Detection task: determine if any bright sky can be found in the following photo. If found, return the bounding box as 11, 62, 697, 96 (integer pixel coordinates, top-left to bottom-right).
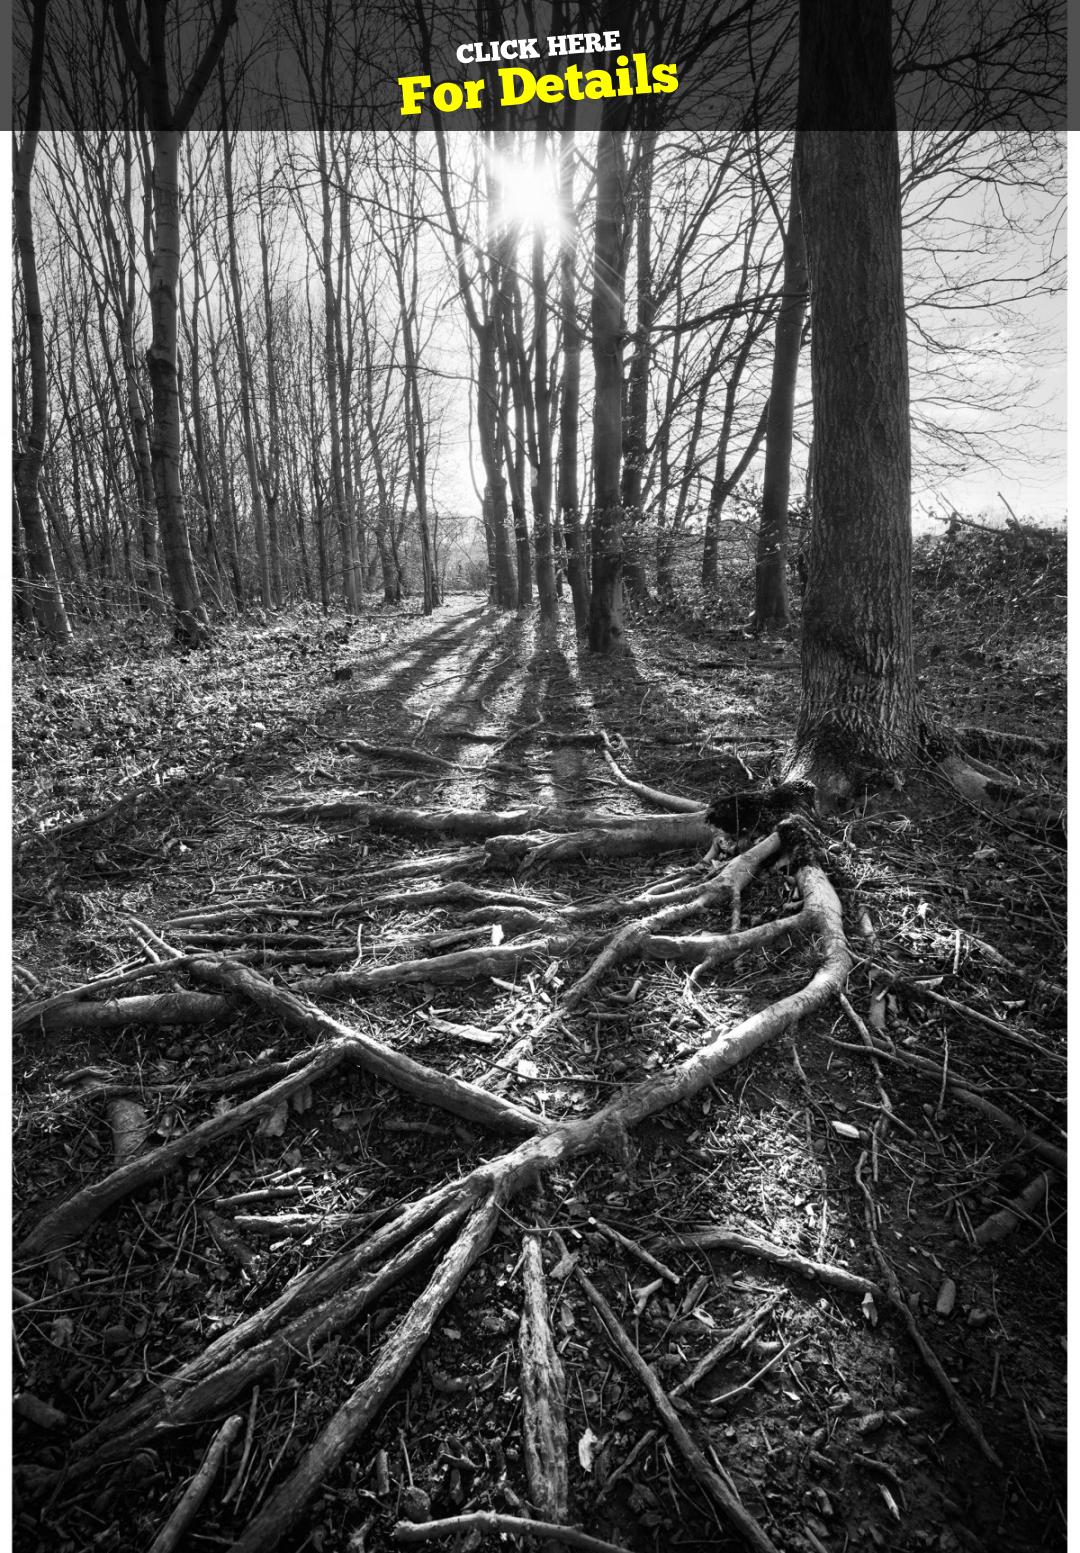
8, 129, 1068, 543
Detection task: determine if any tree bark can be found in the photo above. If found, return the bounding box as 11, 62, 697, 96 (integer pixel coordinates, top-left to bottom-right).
111, 0, 237, 643
316, 131, 362, 615
620, 131, 657, 604
221, 126, 272, 609
530, 130, 558, 623
12, 0, 72, 643
587, 125, 628, 653
792, 0, 917, 792
557, 128, 589, 636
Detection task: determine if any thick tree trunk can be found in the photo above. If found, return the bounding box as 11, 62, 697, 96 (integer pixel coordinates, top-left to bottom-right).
587, 125, 628, 653
753, 159, 807, 633
792, 0, 917, 792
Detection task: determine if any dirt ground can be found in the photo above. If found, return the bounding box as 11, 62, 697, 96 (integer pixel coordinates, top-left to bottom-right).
11, 534, 1066, 1553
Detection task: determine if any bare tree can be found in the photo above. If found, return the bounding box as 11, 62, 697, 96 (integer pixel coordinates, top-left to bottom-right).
111, 0, 237, 642
13, 0, 72, 642
791, 0, 916, 793
753, 151, 807, 632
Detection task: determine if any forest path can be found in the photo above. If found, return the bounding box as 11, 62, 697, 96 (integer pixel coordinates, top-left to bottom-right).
12, 587, 1066, 1553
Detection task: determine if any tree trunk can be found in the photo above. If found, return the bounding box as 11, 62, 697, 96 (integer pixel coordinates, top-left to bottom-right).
587, 125, 628, 653
557, 129, 588, 637
753, 158, 808, 633
14, 144, 73, 642
478, 328, 516, 609
222, 128, 272, 610
620, 131, 657, 605
12, 2, 72, 645
143, 128, 210, 641
503, 364, 534, 610
317, 132, 361, 615
792, 0, 917, 793
111, 0, 236, 641
530, 133, 557, 622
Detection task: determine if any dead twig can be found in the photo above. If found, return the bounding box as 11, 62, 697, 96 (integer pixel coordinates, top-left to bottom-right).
854, 1150, 1002, 1469
574, 1257, 782, 1553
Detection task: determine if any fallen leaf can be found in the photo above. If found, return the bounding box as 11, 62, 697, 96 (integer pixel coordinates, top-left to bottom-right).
577, 1426, 600, 1472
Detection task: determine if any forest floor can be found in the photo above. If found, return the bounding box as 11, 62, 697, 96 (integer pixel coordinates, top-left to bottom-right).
11, 526, 1066, 1553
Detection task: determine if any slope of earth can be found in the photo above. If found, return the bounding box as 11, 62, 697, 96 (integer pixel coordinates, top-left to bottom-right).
12, 535, 1065, 1553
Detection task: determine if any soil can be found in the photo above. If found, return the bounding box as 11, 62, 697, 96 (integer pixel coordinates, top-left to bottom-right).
12, 534, 1066, 1553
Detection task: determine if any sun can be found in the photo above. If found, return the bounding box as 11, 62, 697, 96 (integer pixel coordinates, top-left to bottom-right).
489, 147, 566, 236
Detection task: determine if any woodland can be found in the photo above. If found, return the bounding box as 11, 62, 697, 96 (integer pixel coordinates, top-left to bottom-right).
10, 1, 1067, 1552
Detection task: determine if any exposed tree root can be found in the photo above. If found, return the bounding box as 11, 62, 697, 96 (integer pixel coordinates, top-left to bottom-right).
519, 1236, 569, 1541
954, 724, 1065, 764
973, 1170, 1057, 1246
392, 1513, 632, 1553
226, 1200, 501, 1553
149, 1413, 244, 1553
13, 955, 231, 1035
19, 990, 230, 1034
265, 800, 702, 836
653, 1226, 880, 1299
22, 828, 852, 1552
21, 745, 1045, 1549
598, 730, 703, 813
18, 963, 542, 1261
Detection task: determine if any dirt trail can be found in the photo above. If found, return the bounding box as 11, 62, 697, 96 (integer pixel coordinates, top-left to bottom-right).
12, 592, 1066, 1553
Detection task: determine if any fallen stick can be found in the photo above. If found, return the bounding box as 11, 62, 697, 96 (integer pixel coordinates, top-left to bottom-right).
148, 1413, 243, 1553
704, 1337, 806, 1409
589, 1219, 680, 1284
671, 1292, 785, 1398
854, 1151, 1002, 1469
393, 1514, 632, 1553
825, 1036, 1067, 1173
575, 1263, 781, 1553
900, 981, 1063, 1064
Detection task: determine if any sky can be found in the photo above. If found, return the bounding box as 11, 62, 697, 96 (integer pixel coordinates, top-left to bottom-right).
424, 131, 1068, 529
7, 129, 1069, 543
